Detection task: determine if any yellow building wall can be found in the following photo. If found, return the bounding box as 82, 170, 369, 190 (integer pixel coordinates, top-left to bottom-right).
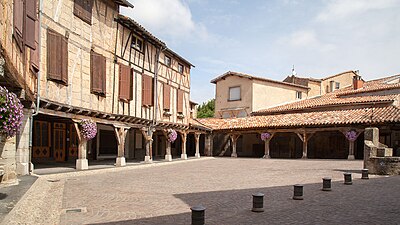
321, 72, 354, 94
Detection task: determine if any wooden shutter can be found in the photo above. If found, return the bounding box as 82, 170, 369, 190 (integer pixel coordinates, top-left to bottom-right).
25, 0, 37, 49
90, 51, 106, 95
13, 0, 23, 50
74, 0, 92, 24
177, 89, 183, 113
142, 75, 153, 106
47, 29, 61, 81
61, 36, 68, 84
30, 19, 40, 72
163, 83, 170, 110
119, 64, 131, 101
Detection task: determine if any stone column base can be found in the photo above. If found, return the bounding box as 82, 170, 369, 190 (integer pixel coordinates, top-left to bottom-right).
16, 162, 29, 175
181, 154, 188, 160
165, 154, 172, 161
231, 152, 237, 157
195, 153, 201, 158
301, 156, 308, 159
116, 157, 126, 167
76, 159, 89, 170
262, 155, 270, 159
347, 155, 355, 160
144, 156, 153, 163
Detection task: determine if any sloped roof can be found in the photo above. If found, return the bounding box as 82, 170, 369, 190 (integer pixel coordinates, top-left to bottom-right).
253, 75, 400, 115
112, 0, 134, 8
210, 71, 310, 90
197, 105, 400, 131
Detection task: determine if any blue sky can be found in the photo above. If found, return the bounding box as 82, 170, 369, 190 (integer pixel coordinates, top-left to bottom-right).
121, 0, 400, 104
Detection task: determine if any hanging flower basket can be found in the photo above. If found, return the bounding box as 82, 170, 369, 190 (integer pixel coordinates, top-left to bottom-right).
345, 130, 357, 142
167, 129, 177, 143
0, 86, 24, 138
260, 132, 271, 141
79, 119, 97, 140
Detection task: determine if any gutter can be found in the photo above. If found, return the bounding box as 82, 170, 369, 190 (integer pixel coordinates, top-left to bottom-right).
28, 0, 43, 174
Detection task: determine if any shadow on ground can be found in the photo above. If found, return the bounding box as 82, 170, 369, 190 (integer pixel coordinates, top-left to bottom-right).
90, 176, 400, 225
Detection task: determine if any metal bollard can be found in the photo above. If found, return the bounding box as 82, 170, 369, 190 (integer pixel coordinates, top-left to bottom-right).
252, 193, 264, 212
322, 177, 332, 191
361, 169, 369, 179
344, 173, 352, 185
293, 184, 303, 200
191, 205, 206, 225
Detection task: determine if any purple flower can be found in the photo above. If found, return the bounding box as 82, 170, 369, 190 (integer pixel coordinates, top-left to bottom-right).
345, 130, 357, 141
79, 119, 97, 140
260, 132, 271, 141
0, 86, 24, 138
167, 129, 177, 143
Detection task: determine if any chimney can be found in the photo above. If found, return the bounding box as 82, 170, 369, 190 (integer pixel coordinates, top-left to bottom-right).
353, 71, 364, 90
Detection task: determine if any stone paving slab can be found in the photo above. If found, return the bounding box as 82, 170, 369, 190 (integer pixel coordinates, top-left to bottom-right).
3, 158, 400, 224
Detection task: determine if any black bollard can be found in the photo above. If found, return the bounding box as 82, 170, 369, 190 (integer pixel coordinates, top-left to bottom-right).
344, 173, 352, 185
322, 177, 332, 191
191, 205, 206, 225
252, 193, 264, 212
293, 184, 303, 200
361, 169, 369, 179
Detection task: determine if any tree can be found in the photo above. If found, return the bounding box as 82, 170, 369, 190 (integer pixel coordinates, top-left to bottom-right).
197, 99, 215, 118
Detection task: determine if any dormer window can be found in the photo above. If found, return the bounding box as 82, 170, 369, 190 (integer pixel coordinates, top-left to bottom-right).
178, 63, 184, 73
165, 55, 171, 67
296, 91, 302, 99
131, 35, 143, 51
335, 82, 340, 89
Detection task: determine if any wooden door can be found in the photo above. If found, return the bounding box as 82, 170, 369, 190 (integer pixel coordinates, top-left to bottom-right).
53, 123, 66, 162
68, 124, 78, 158
33, 121, 51, 158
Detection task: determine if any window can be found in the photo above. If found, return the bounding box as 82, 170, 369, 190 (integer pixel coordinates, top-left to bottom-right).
119, 64, 132, 101
74, 0, 93, 24
13, 0, 38, 51
131, 35, 143, 51
296, 91, 302, 99
229, 86, 241, 101
177, 89, 184, 113
335, 82, 340, 90
165, 55, 171, 67
178, 63, 184, 73
163, 83, 171, 110
47, 29, 68, 84
90, 51, 106, 95
142, 75, 154, 106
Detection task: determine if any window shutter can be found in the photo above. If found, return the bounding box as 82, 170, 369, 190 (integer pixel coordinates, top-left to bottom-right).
61, 36, 68, 84
119, 64, 131, 101
74, 0, 92, 24
163, 83, 170, 110
47, 29, 61, 80
177, 89, 183, 113
25, 0, 37, 49
142, 75, 153, 106
30, 19, 40, 72
90, 51, 106, 95
13, 0, 23, 50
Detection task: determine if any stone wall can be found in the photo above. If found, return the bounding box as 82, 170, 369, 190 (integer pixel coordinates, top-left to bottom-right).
0, 136, 17, 183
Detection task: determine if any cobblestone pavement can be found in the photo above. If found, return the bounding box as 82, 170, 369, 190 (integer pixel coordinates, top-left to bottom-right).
3, 158, 400, 224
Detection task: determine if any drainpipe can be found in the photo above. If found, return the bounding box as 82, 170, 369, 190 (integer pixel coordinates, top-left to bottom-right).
28, 0, 43, 174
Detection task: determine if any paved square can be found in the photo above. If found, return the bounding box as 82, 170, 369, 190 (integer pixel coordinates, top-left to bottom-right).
3, 158, 400, 224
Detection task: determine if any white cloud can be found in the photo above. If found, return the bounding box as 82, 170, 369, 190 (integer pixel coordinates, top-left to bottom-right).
121, 0, 208, 41
316, 0, 398, 21
279, 30, 336, 52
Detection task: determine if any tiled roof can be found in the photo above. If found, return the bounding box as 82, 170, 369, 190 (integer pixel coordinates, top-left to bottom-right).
197, 105, 400, 131
189, 118, 213, 131
210, 71, 310, 89
253, 75, 400, 115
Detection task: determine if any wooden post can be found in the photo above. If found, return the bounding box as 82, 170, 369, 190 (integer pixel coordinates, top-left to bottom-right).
296, 131, 314, 159
194, 133, 201, 158
141, 127, 154, 163
73, 122, 88, 170
162, 129, 172, 161
114, 126, 129, 167
263, 132, 275, 159
180, 132, 188, 159
230, 134, 240, 157
204, 133, 213, 156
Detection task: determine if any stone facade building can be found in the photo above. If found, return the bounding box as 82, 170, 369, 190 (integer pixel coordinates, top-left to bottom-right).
0, 0, 210, 181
